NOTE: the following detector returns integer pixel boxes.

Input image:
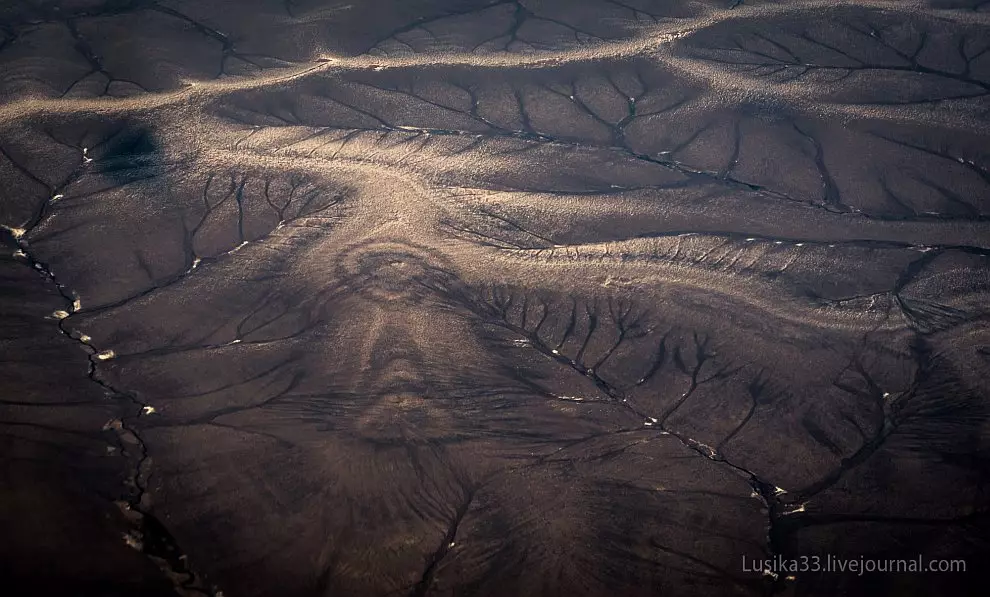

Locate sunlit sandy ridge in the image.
[24,137,921,335]
[1,0,988,132]
[201,151,927,335]
[457,240,930,334]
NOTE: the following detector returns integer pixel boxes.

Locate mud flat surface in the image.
[2,1,989,596]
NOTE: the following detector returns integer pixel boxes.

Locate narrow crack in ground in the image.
[8,233,221,597]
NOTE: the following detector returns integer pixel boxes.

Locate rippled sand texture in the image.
[2,1,990,596]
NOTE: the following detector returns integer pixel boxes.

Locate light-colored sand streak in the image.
[170,148,915,335]
[2,1,988,131]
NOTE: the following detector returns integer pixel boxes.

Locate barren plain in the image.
[1,1,989,596]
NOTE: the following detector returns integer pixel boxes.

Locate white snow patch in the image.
[2,225,25,239]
